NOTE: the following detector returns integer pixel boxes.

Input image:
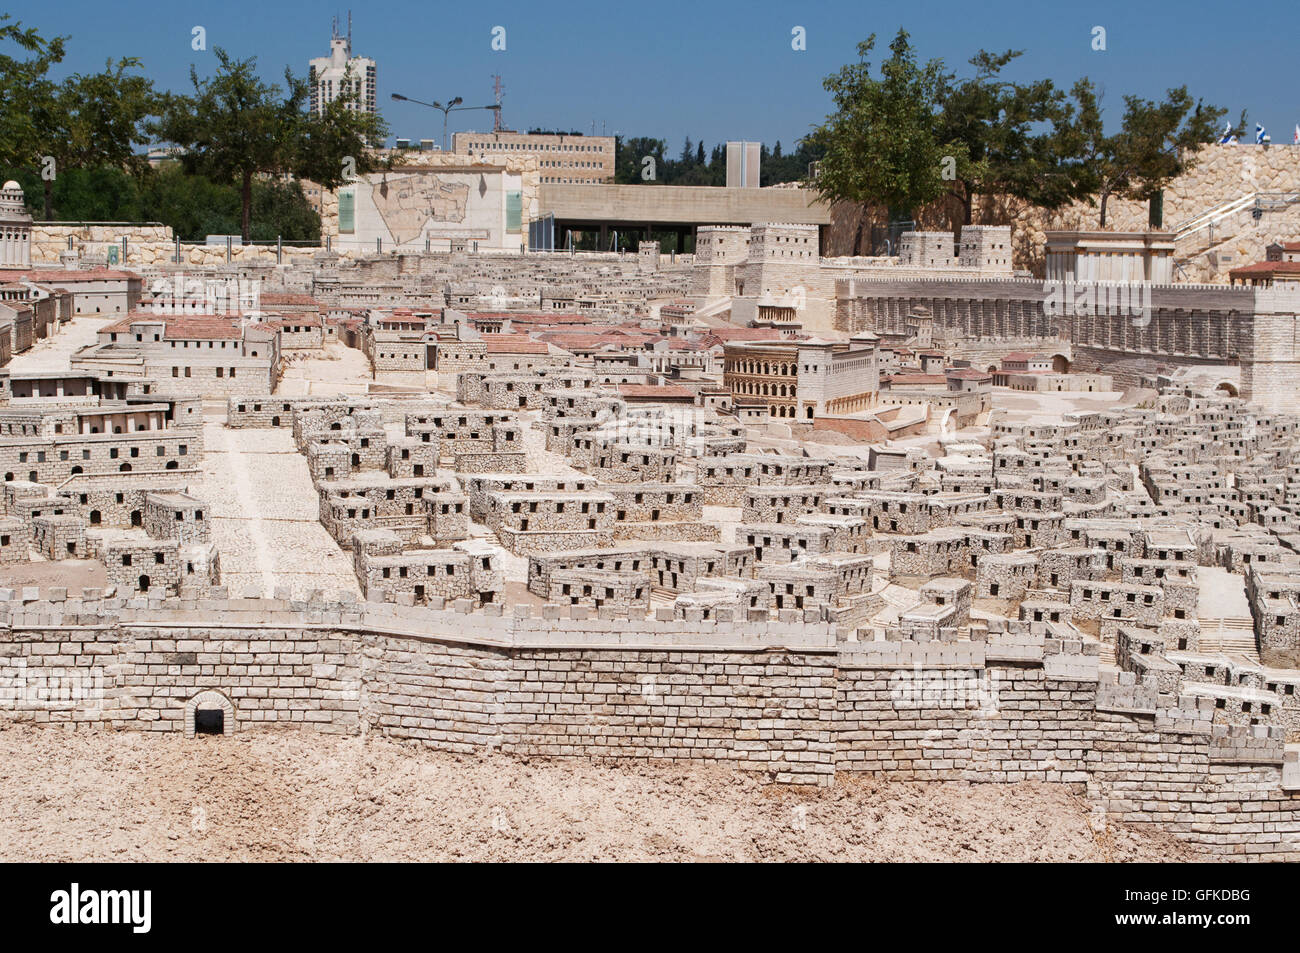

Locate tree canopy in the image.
[151,48,386,240]
[809,30,955,222]
[1065,80,1226,226]
[0,163,323,242]
[809,29,1228,231]
[610,135,821,187]
[32,57,159,218]
[0,15,67,173]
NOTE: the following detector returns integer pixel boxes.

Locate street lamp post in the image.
[390,92,501,152]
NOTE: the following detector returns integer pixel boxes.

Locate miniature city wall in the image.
[4,586,1297,860]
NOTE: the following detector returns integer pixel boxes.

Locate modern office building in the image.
[453,131,615,184]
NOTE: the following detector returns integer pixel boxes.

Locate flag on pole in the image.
[1256,123,1271,144]
[1293,123,1299,144]
[1219,122,1234,144]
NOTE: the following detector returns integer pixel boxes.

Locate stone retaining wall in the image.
[30,223,334,268]
[1,589,1297,858]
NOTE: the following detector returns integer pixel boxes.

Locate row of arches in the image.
[3,461,180,481]
[728,360,795,377]
[734,380,793,398]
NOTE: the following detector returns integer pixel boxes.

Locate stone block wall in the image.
[3,593,1300,857]
[92,538,181,595]
[0,517,25,562]
[547,569,651,610]
[142,492,210,543]
[741,486,826,523]
[31,515,86,560]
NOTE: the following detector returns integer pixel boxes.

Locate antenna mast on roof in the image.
[492,74,504,132]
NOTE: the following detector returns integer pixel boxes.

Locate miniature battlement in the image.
[1096,670,1160,714]
[1207,723,1286,764]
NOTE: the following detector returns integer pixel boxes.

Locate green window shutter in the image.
[506,190,522,233]
[339,188,355,234]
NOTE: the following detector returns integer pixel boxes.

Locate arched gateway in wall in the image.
[185,690,236,738]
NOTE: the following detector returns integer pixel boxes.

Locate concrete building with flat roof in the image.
[453,131,614,185]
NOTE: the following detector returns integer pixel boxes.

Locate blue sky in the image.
[5,0,1298,148]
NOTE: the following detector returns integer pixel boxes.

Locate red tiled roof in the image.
[885,374,948,385]
[164,317,242,340]
[263,316,323,330]
[258,293,321,307]
[0,268,137,282]
[485,337,550,354]
[539,331,653,349]
[1229,261,1300,277]
[706,328,783,342]
[468,311,562,321]
[100,314,243,340]
[946,369,992,380]
[99,316,139,334]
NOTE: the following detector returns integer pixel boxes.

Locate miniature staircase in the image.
[1095,638,1117,667]
[1173,193,1259,255]
[1172,191,1300,277]
[1196,615,1259,660]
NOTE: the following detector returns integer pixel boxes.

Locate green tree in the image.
[294,65,388,197]
[140,164,319,242]
[0,161,323,242]
[1067,80,1225,227]
[935,49,1079,225]
[151,49,302,240]
[809,30,957,250]
[762,137,824,186]
[614,136,667,183]
[153,48,384,241]
[34,58,158,219]
[0,16,66,173]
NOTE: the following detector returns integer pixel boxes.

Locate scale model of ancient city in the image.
[6,15,1300,861]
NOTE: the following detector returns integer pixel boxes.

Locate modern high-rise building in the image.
[308,14,376,119]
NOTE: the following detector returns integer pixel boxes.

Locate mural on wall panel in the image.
[338,168,514,251]
[372,173,470,244]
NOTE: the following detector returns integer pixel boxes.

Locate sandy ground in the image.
[0,559,106,590]
[0,723,1201,862]
[1197,565,1251,620]
[275,343,372,397]
[988,387,1137,420]
[193,415,359,599]
[6,315,112,373]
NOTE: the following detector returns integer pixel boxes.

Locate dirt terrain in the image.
[0,723,1201,862]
